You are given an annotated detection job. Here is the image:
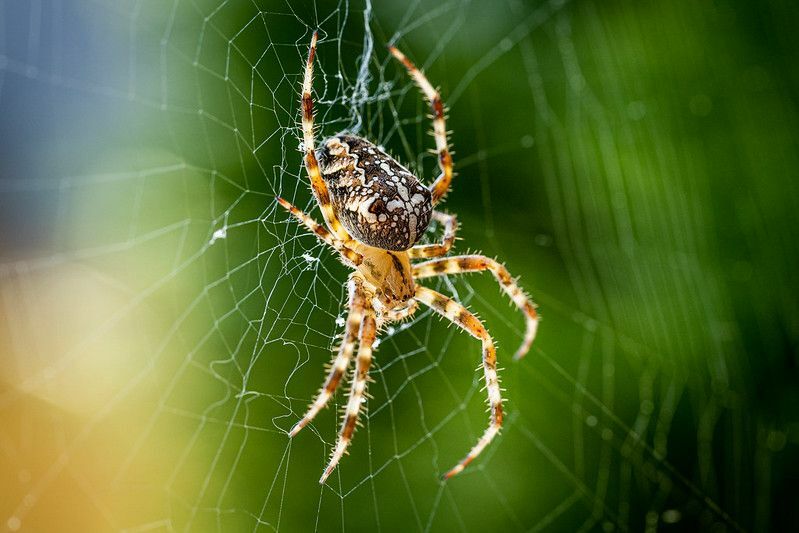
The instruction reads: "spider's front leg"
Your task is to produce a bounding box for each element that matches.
[290,274,367,437]
[276,197,363,267]
[408,211,458,259]
[320,282,378,484]
[302,32,349,241]
[414,285,503,479]
[413,255,539,359]
[388,46,453,205]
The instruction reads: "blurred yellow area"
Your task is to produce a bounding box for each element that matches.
[0,259,215,531]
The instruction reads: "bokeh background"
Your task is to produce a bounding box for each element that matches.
[1,0,797,531]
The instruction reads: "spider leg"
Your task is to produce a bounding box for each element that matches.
[388,46,453,206]
[320,290,378,483]
[289,275,367,437]
[413,255,539,360]
[414,286,502,479]
[385,299,419,322]
[302,32,350,240]
[276,197,363,267]
[408,211,458,259]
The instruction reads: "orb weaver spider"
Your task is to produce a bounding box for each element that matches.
[278,32,539,483]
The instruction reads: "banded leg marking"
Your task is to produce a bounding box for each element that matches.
[408,211,458,259]
[413,255,539,360]
[302,32,349,240]
[414,286,503,479]
[276,197,363,267]
[320,297,378,483]
[290,275,367,437]
[388,46,453,205]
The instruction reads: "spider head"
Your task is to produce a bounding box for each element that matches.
[317,134,432,251]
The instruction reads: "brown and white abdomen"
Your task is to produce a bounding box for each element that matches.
[317,134,433,251]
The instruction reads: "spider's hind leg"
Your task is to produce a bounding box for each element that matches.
[320,287,378,483]
[290,275,367,438]
[414,285,503,479]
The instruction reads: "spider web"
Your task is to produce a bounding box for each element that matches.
[1,0,797,531]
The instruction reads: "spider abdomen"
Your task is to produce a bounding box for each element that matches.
[317,134,432,251]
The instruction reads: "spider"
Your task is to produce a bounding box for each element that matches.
[278,32,539,483]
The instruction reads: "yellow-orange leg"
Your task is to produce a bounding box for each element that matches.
[302,32,349,240]
[413,255,539,360]
[414,286,503,479]
[276,197,363,267]
[388,46,453,205]
[385,299,419,322]
[289,275,367,438]
[320,293,378,483]
[408,211,458,259]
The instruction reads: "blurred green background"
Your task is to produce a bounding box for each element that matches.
[1,0,797,531]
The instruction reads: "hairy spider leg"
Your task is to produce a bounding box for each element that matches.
[414,255,539,360]
[408,211,458,259]
[385,299,419,322]
[276,197,363,267]
[414,286,503,479]
[320,287,378,483]
[388,46,453,206]
[302,32,349,240]
[290,275,367,438]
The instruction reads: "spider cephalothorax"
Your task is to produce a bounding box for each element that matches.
[278,32,540,483]
[317,134,433,251]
